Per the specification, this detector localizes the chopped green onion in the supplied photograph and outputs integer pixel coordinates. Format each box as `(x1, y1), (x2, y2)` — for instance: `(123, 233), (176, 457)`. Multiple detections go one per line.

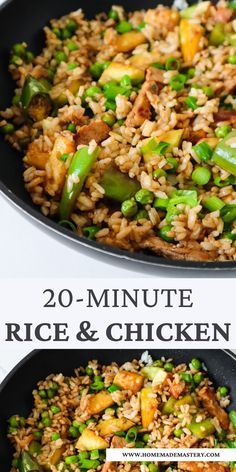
(193, 141), (213, 162)
(151, 62), (166, 70)
(137, 21), (146, 31)
(169, 74), (187, 91)
(215, 125), (232, 138)
(192, 166), (211, 185)
(174, 428), (184, 438)
(152, 168), (167, 180)
(166, 57), (180, 71)
(51, 432), (60, 441)
(67, 63), (78, 70)
(153, 197), (169, 210)
(83, 226), (100, 240)
(65, 456), (78, 465)
(0, 123), (15, 134)
(220, 204), (236, 224)
(185, 96), (198, 110)
(125, 426), (138, 443)
(202, 86), (214, 98)
(166, 157), (178, 173)
(67, 41), (79, 51)
(58, 220), (76, 232)
(67, 122), (76, 133)
(60, 153), (70, 162)
(203, 196), (225, 212)
(228, 55), (236, 65)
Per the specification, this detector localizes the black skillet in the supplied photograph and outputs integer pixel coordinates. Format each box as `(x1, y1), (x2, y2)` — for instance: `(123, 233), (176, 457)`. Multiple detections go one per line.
(0, 0), (235, 271)
(0, 349), (235, 468)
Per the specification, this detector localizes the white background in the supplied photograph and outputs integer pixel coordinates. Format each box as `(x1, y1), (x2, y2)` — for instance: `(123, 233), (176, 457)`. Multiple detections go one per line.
(0, 0), (235, 384)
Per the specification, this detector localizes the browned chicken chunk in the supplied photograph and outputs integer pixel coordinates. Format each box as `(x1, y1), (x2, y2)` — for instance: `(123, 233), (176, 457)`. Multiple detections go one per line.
(169, 379), (186, 399)
(139, 237), (217, 262)
(198, 387), (229, 430)
(75, 121), (110, 145)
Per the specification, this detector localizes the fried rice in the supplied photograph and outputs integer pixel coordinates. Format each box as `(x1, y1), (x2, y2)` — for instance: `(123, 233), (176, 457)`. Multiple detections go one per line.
(1, 1), (236, 261)
(7, 352), (236, 472)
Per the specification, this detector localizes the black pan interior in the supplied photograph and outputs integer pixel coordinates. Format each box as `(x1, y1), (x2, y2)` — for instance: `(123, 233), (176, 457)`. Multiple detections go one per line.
(0, 349), (235, 468)
(1, 0), (236, 270)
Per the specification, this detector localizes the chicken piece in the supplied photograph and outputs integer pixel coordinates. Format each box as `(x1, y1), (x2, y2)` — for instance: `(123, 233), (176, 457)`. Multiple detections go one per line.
(102, 463), (117, 472)
(214, 7), (233, 22)
(45, 134), (75, 196)
(169, 379), (186, 399)
(111, 436), (127, 448)
(145, 7), (179, 31)
(74, 121), (110, 146)
(188, 130), (208, 144)
(24, 140), (49, 170)
(139, 237), (217, 262)
(198, 387), (229, 430)
(214, 109), (236, 125)
(146, 67), (165, 83)
(178, 462), (229, 472)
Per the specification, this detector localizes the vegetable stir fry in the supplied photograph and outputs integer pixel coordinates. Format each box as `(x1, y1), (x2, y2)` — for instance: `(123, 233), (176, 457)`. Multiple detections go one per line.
(8, 354), (236, 472)
(2, 1), (236, 261)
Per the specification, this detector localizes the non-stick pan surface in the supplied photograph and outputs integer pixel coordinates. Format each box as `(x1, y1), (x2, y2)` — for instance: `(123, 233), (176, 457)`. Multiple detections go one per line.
(0, 349), (235, 468)
(0, 0), (236, 271)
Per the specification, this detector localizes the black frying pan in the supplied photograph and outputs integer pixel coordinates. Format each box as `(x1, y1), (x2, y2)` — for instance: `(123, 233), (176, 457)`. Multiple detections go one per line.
(0, 0), (236, 271)
(0, 349), (235, 469)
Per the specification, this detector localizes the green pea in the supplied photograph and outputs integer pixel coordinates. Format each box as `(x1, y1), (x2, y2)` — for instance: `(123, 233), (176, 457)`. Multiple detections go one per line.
(164, 362), (174, 372)
(69, 425), (80, 437)
(12, 43), (26, 57)
(218, 386), (229, 397)
(39, 389), (47, 399)
(67, 41), (79, 51)
(108, 9), (119, 21)
(42, 417), (51, 427)
(89, 61), (104, 79)
(153, 168), (167, 180)
(135, 188), (154, 205)
(134, 209), (149, 221)
(190, 358), (202, 370)
(85, 366), (94, 376)
(192, 166), (211, 186)
(121, 199), (138, 218)
(229, 410), (236, 429)
(9, 416), (19, 428)
(62, 28), (72, 40)
(202, 86), (214, 98)
(10, 55), (22, 66)
(120, 75), (132, 87)
(0, 123), (15, 135)
(79, 451), (90, 460)
(47, 388), (56, 399)
(67, 63), (78, 70)
(55, 51), (68, 63)
(142, 433), (150, 443)
(33, 431), (43, 439)
(67, 122), (76, 133)
(148, 464), (159, 472)
(67, 19), (78, 33)
(51, 432), (60, 441)
(52, 27), (62, 38)
(181, 372), (193, 383)
(215, 124), (232, 138)
(26, 51), (34, 63)
(28, 440), (42, 456)
(116, 21), (132, 34)
(102, 113), (116, 127)
(228, 55), (236, 64)
(12, 458), (19, 468)
(51, 405), (61, 414)
(159, 226), (175, 243)
(153, 360), (164, 367)
(174, 428), (184, 438)
(193, 372), (204, 384)
(79, 423), (87, 434)
(12, 95), (21, 106)
(19, 417), (26, 427)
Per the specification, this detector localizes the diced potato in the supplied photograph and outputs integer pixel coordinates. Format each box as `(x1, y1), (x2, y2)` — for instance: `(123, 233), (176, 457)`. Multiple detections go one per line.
(76, 429), (109, 451)
(198, 137), (219, 148)
(117, 31), (147, 53)
(152, 369), (169, 387)
(179, 19), (204, 62)
(45, 134), (75, 196)
(97, 418), (134, 437)
(49, 445), (65, 466)
(180, 1), (210, 19)
(51, 79), (81, 107)
(88, 391), (114, 415)
(24, 141), (49, 170)
(113, 371), (144, 394)
(141, 129), (184, 163)
(141, 387), (158, 429)
(141, 366), (162, 380)
(129, 52), (162, 70)
(99, 62), (145, 86)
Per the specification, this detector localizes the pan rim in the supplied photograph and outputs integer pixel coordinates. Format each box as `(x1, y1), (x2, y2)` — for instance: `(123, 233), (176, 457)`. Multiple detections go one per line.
(1, 0), (236, 271)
